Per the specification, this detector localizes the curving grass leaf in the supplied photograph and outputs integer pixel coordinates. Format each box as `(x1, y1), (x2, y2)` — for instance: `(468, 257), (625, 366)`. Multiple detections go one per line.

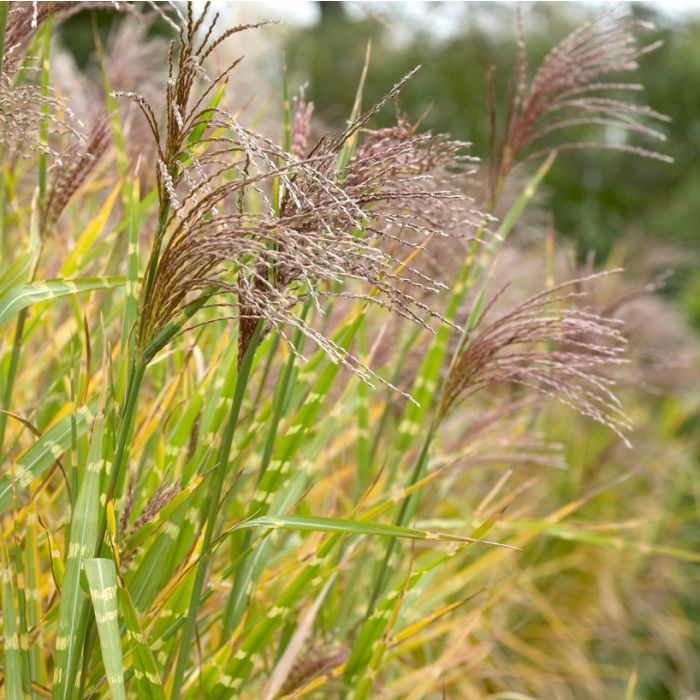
(234, 514), (493, 542)
(0, 277), (126, 328)
(0, 400), (96, 511)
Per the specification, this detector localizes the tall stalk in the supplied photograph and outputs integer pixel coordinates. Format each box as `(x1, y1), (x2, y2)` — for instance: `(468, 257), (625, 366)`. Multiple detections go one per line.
(171, 319), (264, 700)
(107, 360), (147, 503)
(365, 423), (434, 616)
(363, 153), (556, 618)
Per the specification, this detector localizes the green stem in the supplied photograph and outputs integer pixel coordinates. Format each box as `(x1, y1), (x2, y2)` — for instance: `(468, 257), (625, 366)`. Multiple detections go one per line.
(0, 309), (28, 456)
(0, 243), (46, 459)
(107, 194), (174, 503)
(170, 319), (264, 700)
(221, 306), (309, 638)
(108, 360), (147, 504)
(101, 288), (213, 534)
(365, 425), (434, 618)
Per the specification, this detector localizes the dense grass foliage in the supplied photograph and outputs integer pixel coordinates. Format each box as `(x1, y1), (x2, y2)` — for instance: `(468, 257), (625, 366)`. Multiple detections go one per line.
(0, 3), (697, 699)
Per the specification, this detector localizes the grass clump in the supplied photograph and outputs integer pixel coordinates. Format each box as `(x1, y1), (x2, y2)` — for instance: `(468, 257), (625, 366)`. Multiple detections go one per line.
(0, 3), (696, 699)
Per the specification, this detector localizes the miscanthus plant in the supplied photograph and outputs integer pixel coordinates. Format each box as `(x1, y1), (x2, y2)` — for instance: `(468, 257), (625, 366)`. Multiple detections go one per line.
(0, 3), (696, 699)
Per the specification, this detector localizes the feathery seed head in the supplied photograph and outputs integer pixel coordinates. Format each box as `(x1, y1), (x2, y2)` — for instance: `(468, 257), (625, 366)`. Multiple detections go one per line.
(440, 273), (632, 444)
(130, 479), (181, 533)
(4, 2), (124, 72)
(291, 92), (314, 159)
(126, 5), (484, 385)
(44, 115), (111, 227)
(0, 3), (125, 165)
(488, 9), (671, 202)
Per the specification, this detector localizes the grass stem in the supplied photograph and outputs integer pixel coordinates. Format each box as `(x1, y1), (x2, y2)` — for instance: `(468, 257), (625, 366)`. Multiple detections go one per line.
(170, 319), (264, 700)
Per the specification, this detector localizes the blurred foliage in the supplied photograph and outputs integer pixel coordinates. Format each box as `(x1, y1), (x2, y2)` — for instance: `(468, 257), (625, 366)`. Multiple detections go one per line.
(683, 268), (700, 327)
(286, 2), (700, 306)
(55, 5), (172, 67)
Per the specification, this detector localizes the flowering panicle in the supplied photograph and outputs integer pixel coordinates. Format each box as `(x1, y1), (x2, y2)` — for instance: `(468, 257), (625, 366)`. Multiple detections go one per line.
(114, 1), (268, 212)
(0, 3), (124, 163)
(3, 2), (122, 72)
(0, 70), (81, 160)
(440, 274), (632, 444)
(129, 479), (181, 533)
(125, 4), (484, 385)
(139, 109), (482, 379)
(489, 9), (671, 200)
(291, 92), (314, 159)
(280, 643), (348, 696)
(44, 116), (111, 226)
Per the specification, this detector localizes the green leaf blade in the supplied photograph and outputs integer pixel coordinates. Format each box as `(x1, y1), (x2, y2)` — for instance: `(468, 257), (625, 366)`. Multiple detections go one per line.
(83, 558), (126, 700)
(0, 277), (126, 328)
